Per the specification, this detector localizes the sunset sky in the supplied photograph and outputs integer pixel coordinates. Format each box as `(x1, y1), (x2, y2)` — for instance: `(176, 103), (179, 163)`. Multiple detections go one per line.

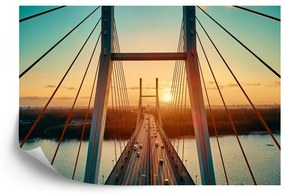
(19, 6), (280, 107)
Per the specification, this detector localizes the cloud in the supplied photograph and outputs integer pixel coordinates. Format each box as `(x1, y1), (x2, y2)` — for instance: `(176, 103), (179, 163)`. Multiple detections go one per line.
(127, 87), (139, 90)
(45, 85), (55, 88)
(208, 81), (215, 85)
(206, 82), (261, 90)
(20, 96), (74, 101)
(44, 85), (75, 90)
(63, 86), (76, 90)
(266, 81), (280, 87)
(20, 96), (48, 101)
(226, 83), (238, 88)
(206, 86), (224, 90)
(55, 96), (74, 100)
(226, 82), (261, 87)
(244, 83), (261, 86)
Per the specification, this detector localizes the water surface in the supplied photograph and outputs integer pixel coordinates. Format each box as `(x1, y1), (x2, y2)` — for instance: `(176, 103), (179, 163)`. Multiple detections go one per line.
(22, 134), (280, 185)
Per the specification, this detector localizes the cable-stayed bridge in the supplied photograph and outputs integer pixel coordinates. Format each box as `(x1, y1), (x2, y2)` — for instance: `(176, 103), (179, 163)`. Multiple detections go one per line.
(19, 6), (280, 185)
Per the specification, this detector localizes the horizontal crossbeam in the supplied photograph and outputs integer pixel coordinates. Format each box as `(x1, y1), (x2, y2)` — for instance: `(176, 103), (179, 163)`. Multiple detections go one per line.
(111, 52), (187, 61)
(141, 95), (156, 98)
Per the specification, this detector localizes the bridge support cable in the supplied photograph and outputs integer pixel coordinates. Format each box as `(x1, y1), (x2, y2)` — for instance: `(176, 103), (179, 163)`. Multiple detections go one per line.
(20, 6), (67, 22)
(113, 20), (131, 149)
(197, 57), (229, 185)
(177, 63), (187, 156)
(174, 62), (185, 154)
(19, 6), (101, 78)
(169, 61), (178, 111)
(119, 62), (131, 112)
(72, 58), (100, 180)
(181, 73), (188, 163)
(178, 63), (187, 158)
(169, 21), (184, 113)
(174, 61), (187, 161)
(173, 62), (184, 117)
(115, 63), (127, 148)
(113, 20), (131, 112)
(114, 62), (124, 154)
(111, 78), (118, 172)
(197, 6), (280, 78)
(196, 31), (257, 185)
(233, 6), (280, 22)
(173, 62), (183, 119)
(196, 17), (280, 150)
(170, 61), (178, 114)
(51, 30), (102, 165)
(117, 63), (128, 148)
(113, 19), (131, 152)
(183, 6), (215, 185)
(168, 24), (184, 150)
(20, 18), (102, 148)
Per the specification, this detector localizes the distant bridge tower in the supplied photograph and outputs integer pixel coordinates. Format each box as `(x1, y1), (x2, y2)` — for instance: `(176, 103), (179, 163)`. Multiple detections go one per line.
(136, 78), (162, 128)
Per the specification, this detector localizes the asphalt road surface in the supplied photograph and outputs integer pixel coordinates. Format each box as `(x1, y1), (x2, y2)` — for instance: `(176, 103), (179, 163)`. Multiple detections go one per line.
(105, 113), (194, 185)
(120, 114), (177, 185)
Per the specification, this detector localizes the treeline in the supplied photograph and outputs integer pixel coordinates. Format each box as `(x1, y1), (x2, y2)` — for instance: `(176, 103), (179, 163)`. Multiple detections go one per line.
(161, 107), (280, 138)
(19, 107), (137, 141)
(19, 106), (280, 141)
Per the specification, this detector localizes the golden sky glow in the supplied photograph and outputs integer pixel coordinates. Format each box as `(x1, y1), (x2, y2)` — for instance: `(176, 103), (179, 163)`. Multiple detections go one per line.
(19, 6), (280, 107)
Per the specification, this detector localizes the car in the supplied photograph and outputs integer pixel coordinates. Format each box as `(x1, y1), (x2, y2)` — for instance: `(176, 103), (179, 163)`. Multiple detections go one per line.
(133, 144), (138, 150)
(137, 152), (140, 157)
(139, 144), (143, 148)
(155, 141), (159, 147)
(159, 159), (163, 165)
(164, 179), (169, 185)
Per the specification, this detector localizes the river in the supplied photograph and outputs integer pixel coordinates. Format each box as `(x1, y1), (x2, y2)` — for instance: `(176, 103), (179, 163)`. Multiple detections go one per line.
(22, 134), (280, 185)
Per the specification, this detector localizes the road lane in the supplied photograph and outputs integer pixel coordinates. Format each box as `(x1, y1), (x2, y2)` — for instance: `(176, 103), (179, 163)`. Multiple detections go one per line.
(106, 113), (194, 185)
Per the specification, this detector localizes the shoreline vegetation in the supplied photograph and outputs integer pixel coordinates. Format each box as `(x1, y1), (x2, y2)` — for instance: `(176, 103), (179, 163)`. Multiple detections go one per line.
(19, 106), (280, 141)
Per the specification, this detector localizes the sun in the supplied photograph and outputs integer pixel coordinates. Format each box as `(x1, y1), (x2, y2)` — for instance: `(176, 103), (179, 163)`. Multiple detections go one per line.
(162, 93), (172, 102)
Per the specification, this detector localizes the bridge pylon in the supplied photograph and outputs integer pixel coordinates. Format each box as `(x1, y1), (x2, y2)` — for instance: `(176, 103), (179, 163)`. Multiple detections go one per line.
(183, 6), (215, 184)
(84, 6), (114, 184)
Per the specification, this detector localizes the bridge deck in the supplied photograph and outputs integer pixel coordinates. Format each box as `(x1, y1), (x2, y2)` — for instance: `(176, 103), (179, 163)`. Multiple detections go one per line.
(105, 113), (195, 185)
